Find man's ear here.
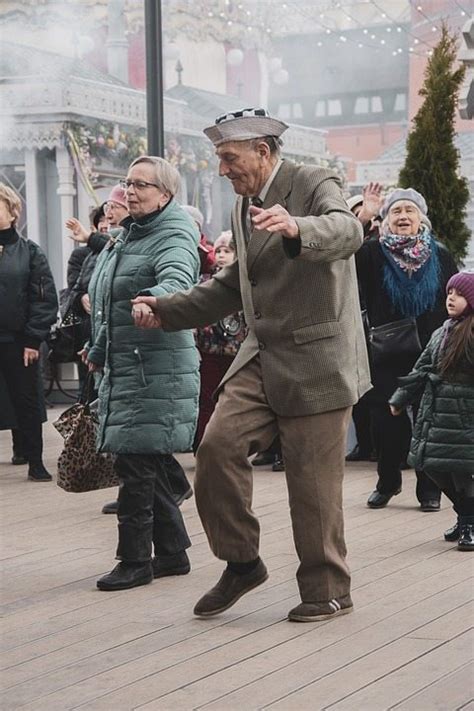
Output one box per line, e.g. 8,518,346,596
256,140,271,159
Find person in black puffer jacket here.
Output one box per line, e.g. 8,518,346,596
0,183,58,481
390,272,474,550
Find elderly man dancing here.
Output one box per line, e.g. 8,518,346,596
133,109,370,622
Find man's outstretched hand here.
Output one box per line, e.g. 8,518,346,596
131,296,162,329
250,204,300,239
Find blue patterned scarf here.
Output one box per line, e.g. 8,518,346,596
380,225,440,318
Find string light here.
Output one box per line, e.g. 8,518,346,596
368,0,432,50
280,0,450,60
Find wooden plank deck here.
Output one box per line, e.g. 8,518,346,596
1,407,473,711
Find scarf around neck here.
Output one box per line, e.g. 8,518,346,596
380,225,440,318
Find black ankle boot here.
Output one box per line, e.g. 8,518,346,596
444,520,460,541
28,462,52,482
458,521,474,551
96,562,153,590
152,551,190,578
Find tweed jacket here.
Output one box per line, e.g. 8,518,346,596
157,160,371,416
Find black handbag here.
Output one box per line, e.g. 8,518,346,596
368,317,422,367
48,310,86,364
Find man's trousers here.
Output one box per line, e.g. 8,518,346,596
195,356,352,603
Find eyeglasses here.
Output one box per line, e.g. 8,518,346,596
120,179,161,191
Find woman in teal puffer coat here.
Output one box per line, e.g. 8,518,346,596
390,272,474,551
86,156,200,591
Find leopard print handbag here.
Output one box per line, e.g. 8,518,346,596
53,403,118,492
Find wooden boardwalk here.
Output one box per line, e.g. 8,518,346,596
1,407,473,711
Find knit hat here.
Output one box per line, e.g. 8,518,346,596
347,194,363,212
213,230,234,251
380,188,428,219
204,108,288,147
446,271,474,313
181,205,204,231
107,184,128,208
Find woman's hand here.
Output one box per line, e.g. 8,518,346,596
65,218,90,244
81,293,91,314
23,348,39,367
77,348,89,364
358,182,383,225
389,405,402,416
87,361,102,373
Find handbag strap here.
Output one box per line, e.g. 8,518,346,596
79,371,95,406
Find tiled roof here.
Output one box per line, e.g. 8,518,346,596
378,132,474,162
0,41,127,87
165,84,246,119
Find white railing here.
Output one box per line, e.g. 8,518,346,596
1,77,327,159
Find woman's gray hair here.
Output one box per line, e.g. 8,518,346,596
129,156,181,197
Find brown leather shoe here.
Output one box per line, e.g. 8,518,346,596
193,560,268,617
288,594,353,622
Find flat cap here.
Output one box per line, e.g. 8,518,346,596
204,108,288,147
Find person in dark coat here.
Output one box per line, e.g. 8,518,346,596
390,271,474,550
0,371,47,465
85,157,200,592
0,183,58,481
356,188,458,511
193,231,246,451
346,185,382,463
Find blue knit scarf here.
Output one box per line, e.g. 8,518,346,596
380,226,440,318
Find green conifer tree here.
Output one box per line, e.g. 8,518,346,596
399,24,470,263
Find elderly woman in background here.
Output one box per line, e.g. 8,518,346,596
0,183,58,481
356,188,458,511
85,157,200,592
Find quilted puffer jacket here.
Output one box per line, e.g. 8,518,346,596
389,321,474,476
87,201,200,455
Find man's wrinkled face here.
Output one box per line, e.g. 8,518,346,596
216,140,272,197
